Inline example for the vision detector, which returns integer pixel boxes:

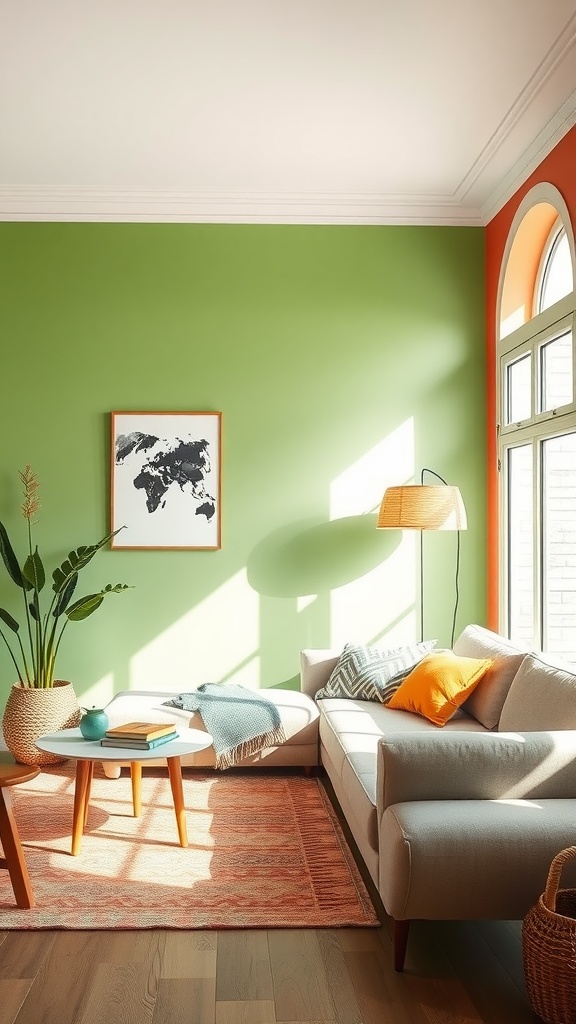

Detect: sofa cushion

[386,652,493,726]
[498,652,576,731]
[453,623,526,729]
[315,639,436,702]
[379,798,576,922]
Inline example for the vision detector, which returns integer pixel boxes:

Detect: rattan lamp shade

[377,485,467,532]
[376,472,467,646]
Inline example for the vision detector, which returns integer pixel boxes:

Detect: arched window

[536,224,573,314]
[497,185,576,663]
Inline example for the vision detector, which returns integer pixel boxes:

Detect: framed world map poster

[110,411,222,550]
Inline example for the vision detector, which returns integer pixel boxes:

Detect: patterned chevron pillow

[315,640,437,703]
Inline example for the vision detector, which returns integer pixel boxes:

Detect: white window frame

[534,220,571,317]
[499,311,576,435]
[496,184,576,650]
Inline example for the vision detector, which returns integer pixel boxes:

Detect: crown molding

[480,89,576,224]
[0,187,483,226]
[1,17,574,230]
[458,15,576,208]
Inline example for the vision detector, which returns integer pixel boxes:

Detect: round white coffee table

[36,727,213,855]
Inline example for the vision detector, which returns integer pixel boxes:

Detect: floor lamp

[376,468,467,647]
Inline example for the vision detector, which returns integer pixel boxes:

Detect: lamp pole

[420,467,462,647]
[377,470,466,648]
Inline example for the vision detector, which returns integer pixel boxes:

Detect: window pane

[540,329,573,412]
[506,355,531,424]
[508,445,534,647]
[542,432,576,663]
[539,230,573,312]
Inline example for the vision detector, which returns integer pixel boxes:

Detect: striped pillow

[315,640,437,703]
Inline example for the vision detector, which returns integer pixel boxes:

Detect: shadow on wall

[248,514,402,690]
[246,514,400,598]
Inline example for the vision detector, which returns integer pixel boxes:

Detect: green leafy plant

[0,466,132,688]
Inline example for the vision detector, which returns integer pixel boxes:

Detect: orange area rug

[2,765,379,929]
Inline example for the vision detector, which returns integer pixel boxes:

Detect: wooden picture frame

[110,411,221,550]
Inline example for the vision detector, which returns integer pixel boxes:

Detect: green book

[100,730,179,749]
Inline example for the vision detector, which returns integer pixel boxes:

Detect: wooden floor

[0,916,540,1024]
[0,764,541,1023]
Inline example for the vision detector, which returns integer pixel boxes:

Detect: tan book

[105,721,177,742]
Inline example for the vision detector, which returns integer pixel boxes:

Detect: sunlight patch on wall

[329,420,416,647]
[80,672,116,710]
[329,420,415,521]
[328,536,417,648]
[129,569,260,691]
[297,594,317,612]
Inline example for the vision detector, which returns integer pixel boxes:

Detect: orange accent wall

[485,126,576,630]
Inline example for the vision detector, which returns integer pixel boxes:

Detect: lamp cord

[420,467,461,649]
[452,530,461,649]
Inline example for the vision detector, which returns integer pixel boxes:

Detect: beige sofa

[300,624,576,970]
[99,686,320,777]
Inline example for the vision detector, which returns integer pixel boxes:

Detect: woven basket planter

[523,846,576,1024]
[2,681,82,766]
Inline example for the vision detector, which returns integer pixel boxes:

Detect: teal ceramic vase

[79,706,109,740]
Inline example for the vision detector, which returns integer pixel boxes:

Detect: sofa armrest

[299,649,340,698]
[377,730,576,816]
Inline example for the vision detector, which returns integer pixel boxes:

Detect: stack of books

[100,722,179,749]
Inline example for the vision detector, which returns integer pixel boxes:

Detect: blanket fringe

[215,725,287,770]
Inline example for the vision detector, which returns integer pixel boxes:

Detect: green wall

[0,223,485,707]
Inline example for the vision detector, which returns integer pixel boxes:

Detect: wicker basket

[2,680,82,766]
[522,846,576,1024]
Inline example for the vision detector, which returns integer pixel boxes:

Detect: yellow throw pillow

[386,652,493,726]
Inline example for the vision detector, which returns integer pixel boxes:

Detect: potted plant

[0,466,132,764]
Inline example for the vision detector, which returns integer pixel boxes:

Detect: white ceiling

[2,0,576,225]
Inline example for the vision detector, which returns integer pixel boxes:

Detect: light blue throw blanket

[163,683,287,769]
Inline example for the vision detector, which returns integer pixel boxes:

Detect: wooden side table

[36,727,212,855]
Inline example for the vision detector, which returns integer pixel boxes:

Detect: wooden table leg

[130,762,142,817]
[83,761,94,830]
[0,788,36,909]
[71,760,91,856]
[166,757,188,847]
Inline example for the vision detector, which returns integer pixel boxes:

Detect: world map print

[111,411,221,550]
[115,431,217,521]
